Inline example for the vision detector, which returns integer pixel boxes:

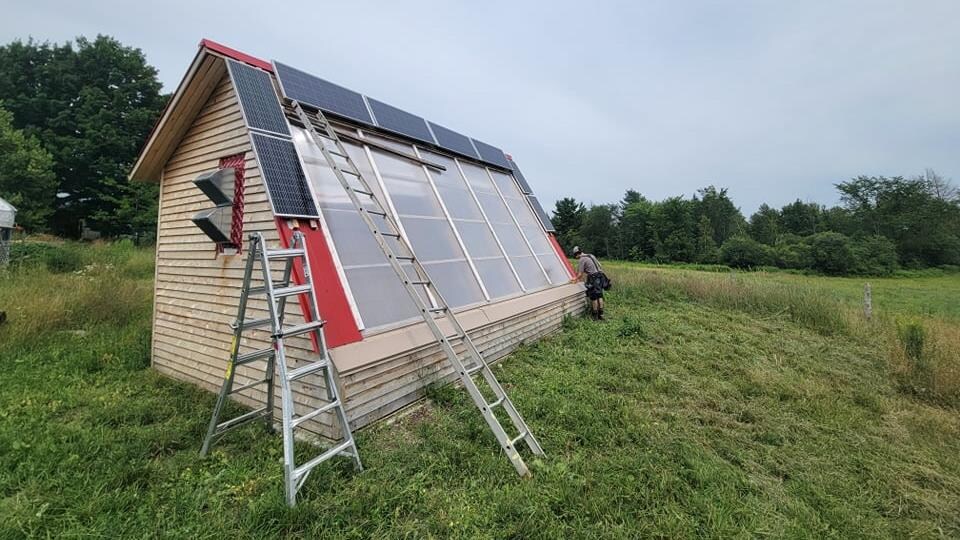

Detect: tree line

[552,172,960,275]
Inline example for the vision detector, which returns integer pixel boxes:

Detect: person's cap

[572,246,582,256]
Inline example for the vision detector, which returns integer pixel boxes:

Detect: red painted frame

[548,233,576,278]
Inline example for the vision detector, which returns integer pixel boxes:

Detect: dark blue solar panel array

[527,196,555,232]
[428,122,479,159]
[228,60,290,136]
[251,133,319,217]
[368,98,434,143]
[274,61,373,125]
[505,156,533,194]
[471,139,512,169]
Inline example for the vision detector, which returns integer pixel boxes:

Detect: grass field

[1,243,958,538]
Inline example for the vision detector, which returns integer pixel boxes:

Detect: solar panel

[505,156,533,194]
[273,61,373,125]
[471,139,512,169]
[227,60,290,136]
[527,196,555,232]
[368,98,434,143]
[250,133,319,217]
[429,122,480,159]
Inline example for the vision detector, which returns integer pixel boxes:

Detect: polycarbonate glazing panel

[512,255,550,290]
[506,157,533,194]
[527,196,556,231]
[491,170,524,199]
[522,225,553,255]
[419,150,462,187]
[361,132,415,154]
[274,61,373,124]
[322,209,403,267]
[436,186,483,220]
[538,253,570,284]
[400,217,465,261]
[228,60,290,136]
[454,220,502,258]
[368,98,435,143]
[494,223,532,257]
[250,133,319,217]
[459,161,496,193]
[429,122,480,159]
[293,128,385,211]
[385,179,445,217]
[507,197,540,228]
[474,257,522,299]
[345,265,419,329]
[471,139,512,169]
[370,148,429,184]
[423,260,484,308]
[476,192,512,224]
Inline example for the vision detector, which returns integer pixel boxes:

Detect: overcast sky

[3,0,958,214]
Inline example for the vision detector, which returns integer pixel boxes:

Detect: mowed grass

[1,243,959,538]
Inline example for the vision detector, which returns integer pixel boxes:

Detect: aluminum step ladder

[200,231,362,506]
[288,99,544,477]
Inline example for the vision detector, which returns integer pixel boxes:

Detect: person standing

[570,246,605,320]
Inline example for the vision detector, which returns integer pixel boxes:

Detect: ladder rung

[236,348,275,365]
[466,363,485,375]
[290,400,340,428]
[230,378,270,394]
[339,168,361,177]
[393,255,415,261]
[247,286,267,295]
[350,187,373,196]
[379,231,402,238]
[428,307,448,313]
[287,361,328,382]
[273,284,312,298]
[508,431,528,448]
[365,209,388,217]
[238,316,272,330]
[265,248,306,260]
[328,150,348,159]
[292,440,354,480]
[407,279,430,285]
[276,320,325,338]
[215,406,269,433]
[487,396,505,409]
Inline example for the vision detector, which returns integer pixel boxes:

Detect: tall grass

[607,264,960,407]
[0,240,154,346]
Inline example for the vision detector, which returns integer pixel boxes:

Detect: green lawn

[1,245,958,538]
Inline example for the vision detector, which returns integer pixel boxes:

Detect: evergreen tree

[693,214,718,263]
[693,186,745,245]
[551,197,586,253]
[780,199,821,236]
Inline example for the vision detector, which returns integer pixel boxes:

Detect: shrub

[889,318,960,406]
[808,232,855,275]
[772,235,812,269]
[719,235,772,268]
[43,245,84,273]
[851,235,899,276]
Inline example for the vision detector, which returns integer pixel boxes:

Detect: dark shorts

[585,274,604,301]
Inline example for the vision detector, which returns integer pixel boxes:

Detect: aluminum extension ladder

[288,99,545,477]
[200,231,362,506]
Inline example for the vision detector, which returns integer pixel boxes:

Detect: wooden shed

[130,39,584,439]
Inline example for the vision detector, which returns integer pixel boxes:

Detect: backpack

[587,255,612,291]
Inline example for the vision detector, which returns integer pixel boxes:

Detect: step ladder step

[237,316,272,330]
[265,248,306,260]
[236,348,275,365]
[286,361,328,382]
[230,378,271,394]
[215,406,270,433]
[292,440,354,480]
[290,400,341,428]
[273,284,312,298]
[276,320,325,338]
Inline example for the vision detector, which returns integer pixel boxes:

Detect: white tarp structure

[0,196,15,265]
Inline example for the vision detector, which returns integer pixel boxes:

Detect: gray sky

[4,0,958,215]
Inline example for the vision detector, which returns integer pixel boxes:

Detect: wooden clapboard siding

[151,68,338,436]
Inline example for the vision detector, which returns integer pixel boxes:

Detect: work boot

[598,308,605,321]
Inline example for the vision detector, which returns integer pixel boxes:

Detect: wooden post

[863,283,872,321]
